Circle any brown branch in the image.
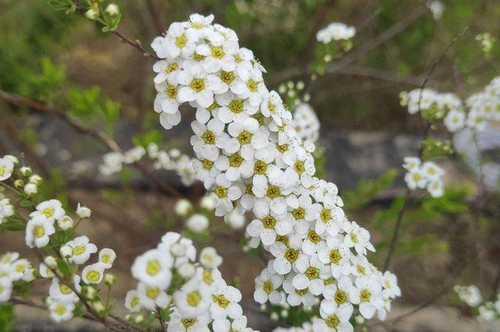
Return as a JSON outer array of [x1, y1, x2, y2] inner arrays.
[[0, 89, 184, 198], [111, 30, 160, 60]]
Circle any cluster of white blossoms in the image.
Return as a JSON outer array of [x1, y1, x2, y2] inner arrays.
[[126, 232, 256, 331], [465, 76, 500, 131], [0, 252, 35, 302], [0, 155, 42, 195], [100, 143, 196, 186], [455, 285, 500, 322], [402, 157, 444, 197], [290, 103, 320, 146], [316, 23, 356, 44], [402, 77, 500, 133], [150, 13, 400, 327], [0, 193, 14, 225]]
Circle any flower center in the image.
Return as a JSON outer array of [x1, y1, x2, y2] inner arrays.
[[211, 46, 225, 59], [212, 294, 230, 308], [34, 226, 45, 238], [190, 78, 206, 92], [254, 160, 267, 175], [360, 289, 372, 303], [214, 186, 228, 199], [42, 207, 55, 218], [201, 130, 216, 145], [187, 291, 202, 307], [307, 230, 321, 244], [202, 159, 214, 170], [203, 270, 214, 285], [166, 63, 179, 73], [262, 216, 277, 229], [276, 235, 289, 246], [326, 314, 340, 328], [238, 130, 253, 145], [292, 207, 305, 220], [72, 245, 86, 256], [220, 71, 236, 85], [247, 79, 258, 92], [294, 161, 305, 175], [60, 284, 72, 295], [182, 319, 197, 328], [277, 144, 288, 153], [166, 84, 178, 99], [175, 34, 188, 48], [285, 249, 299, 263], [86, 270, 101, 283], [101, 255, 111, 264], [329, 249, 342, 264], [335, 290, 348, 305], [229, 153, 244, 168], [193, 53, 206, 61], [146, 259, 161, 276], [55, 304, 67, 316], [146, 287, 160, 299], [263, 281, 274, 295], [266, 185, 281, 199], [320, 209, 332, 223], [296, 288, 308, 296], [229, 99, 244, 114], [305, 267, 320, 280]]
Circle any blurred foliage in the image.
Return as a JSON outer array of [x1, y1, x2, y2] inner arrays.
[[0, 304, 14, 332]]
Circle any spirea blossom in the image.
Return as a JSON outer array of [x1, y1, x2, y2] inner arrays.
[[125, 231, 256, 331], [291, 103, 320, 145], [150, 14, 399, 327], [316, 23, 356, 44], [403, 156, 445, 197]]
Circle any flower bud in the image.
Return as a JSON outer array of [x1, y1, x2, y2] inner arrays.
[[76, 203, 91, 219], [104, 273, 116, 286], [85, 8, 99, 20], [24, 183, 37, 195], [14, 179, 24, 189], [20, 167, 32, 176], [105, 3, 120, 16]]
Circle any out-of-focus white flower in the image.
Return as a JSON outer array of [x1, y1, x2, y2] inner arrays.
[[175, 199, 192, 216], [186, 214, 209, 233], [199, 247, 222, 269], [76, 203, 91, 219], [316, 22, 356, 44]]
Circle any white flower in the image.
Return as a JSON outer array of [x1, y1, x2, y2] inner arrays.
[[316, 302, 354, 332], [49, 301, 75, 322], [402, 156, 421, 171], [210, 285, 243, 320], [444, 109, 465, 132], [199, 247, 222, 269], [427, 179, 444, 197], [254, 266, 283, 304], [382, 271, 401, 300], [98, 248, 117, 269], [25, 216, 55, 248], [49, 276, 81, 304], [271, 242, 308, 275], [353, 276, 384, 319], [0, 157, 14, 181], [174, 281, 210, 317], [343, 223, 375, 256], [246, 210, 292, 247], [212, 175, 242, 216], [200, 193, 217, 210], [168, 311, 210, 332], [60, 236, 98, 265], [0, 198, 14, 224], [261, 91, 286, 125], [125, 289, 142, 312], [318, 242, 351, 278], [33, 199, 65, 222], [224, 209, 246, 229], [0, 278, 12, 302], [24, 183, 38, 195], [82, 263, 106, 285], [187, 214, 209, 233], [404, 168, 427, 190], [455, 285, 482, 307], [131, 249, 173, 289], [175, 199, 193, 216], [57, 215, 73, 230], [105, 3, 119, 16], [10, 258, 34, 282], [292, 256, 328, 295], [421, 162, 444, 181], [316, 22, 356, 43], [137, 282, 170, 310], [76, 203, 91, 219]]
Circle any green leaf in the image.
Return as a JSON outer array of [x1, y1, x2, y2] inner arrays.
[[0, 219, 25, 232], [56, 259, 73, 279], [0, 304, 14, 332]]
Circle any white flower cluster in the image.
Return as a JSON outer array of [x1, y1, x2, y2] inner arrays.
[[403, 157, 444, 197], [402, 78, 500, 133], [290, 103, 320, 145], [316, 23, 356, 44], [466, 76, 500, 131], [455, 285, 500, 322], [0, 156, 41, 195], [0, 194, 14, 225], [100, 143, 196, 186], [150, 13, 400, 326], [126, 232, 255, 331], [175, 198, 210, 233], [0, 252, 35, 303]]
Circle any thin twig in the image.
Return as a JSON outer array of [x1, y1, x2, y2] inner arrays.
[[0, 89, 184, 198], [112, 30, 160, 60]]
